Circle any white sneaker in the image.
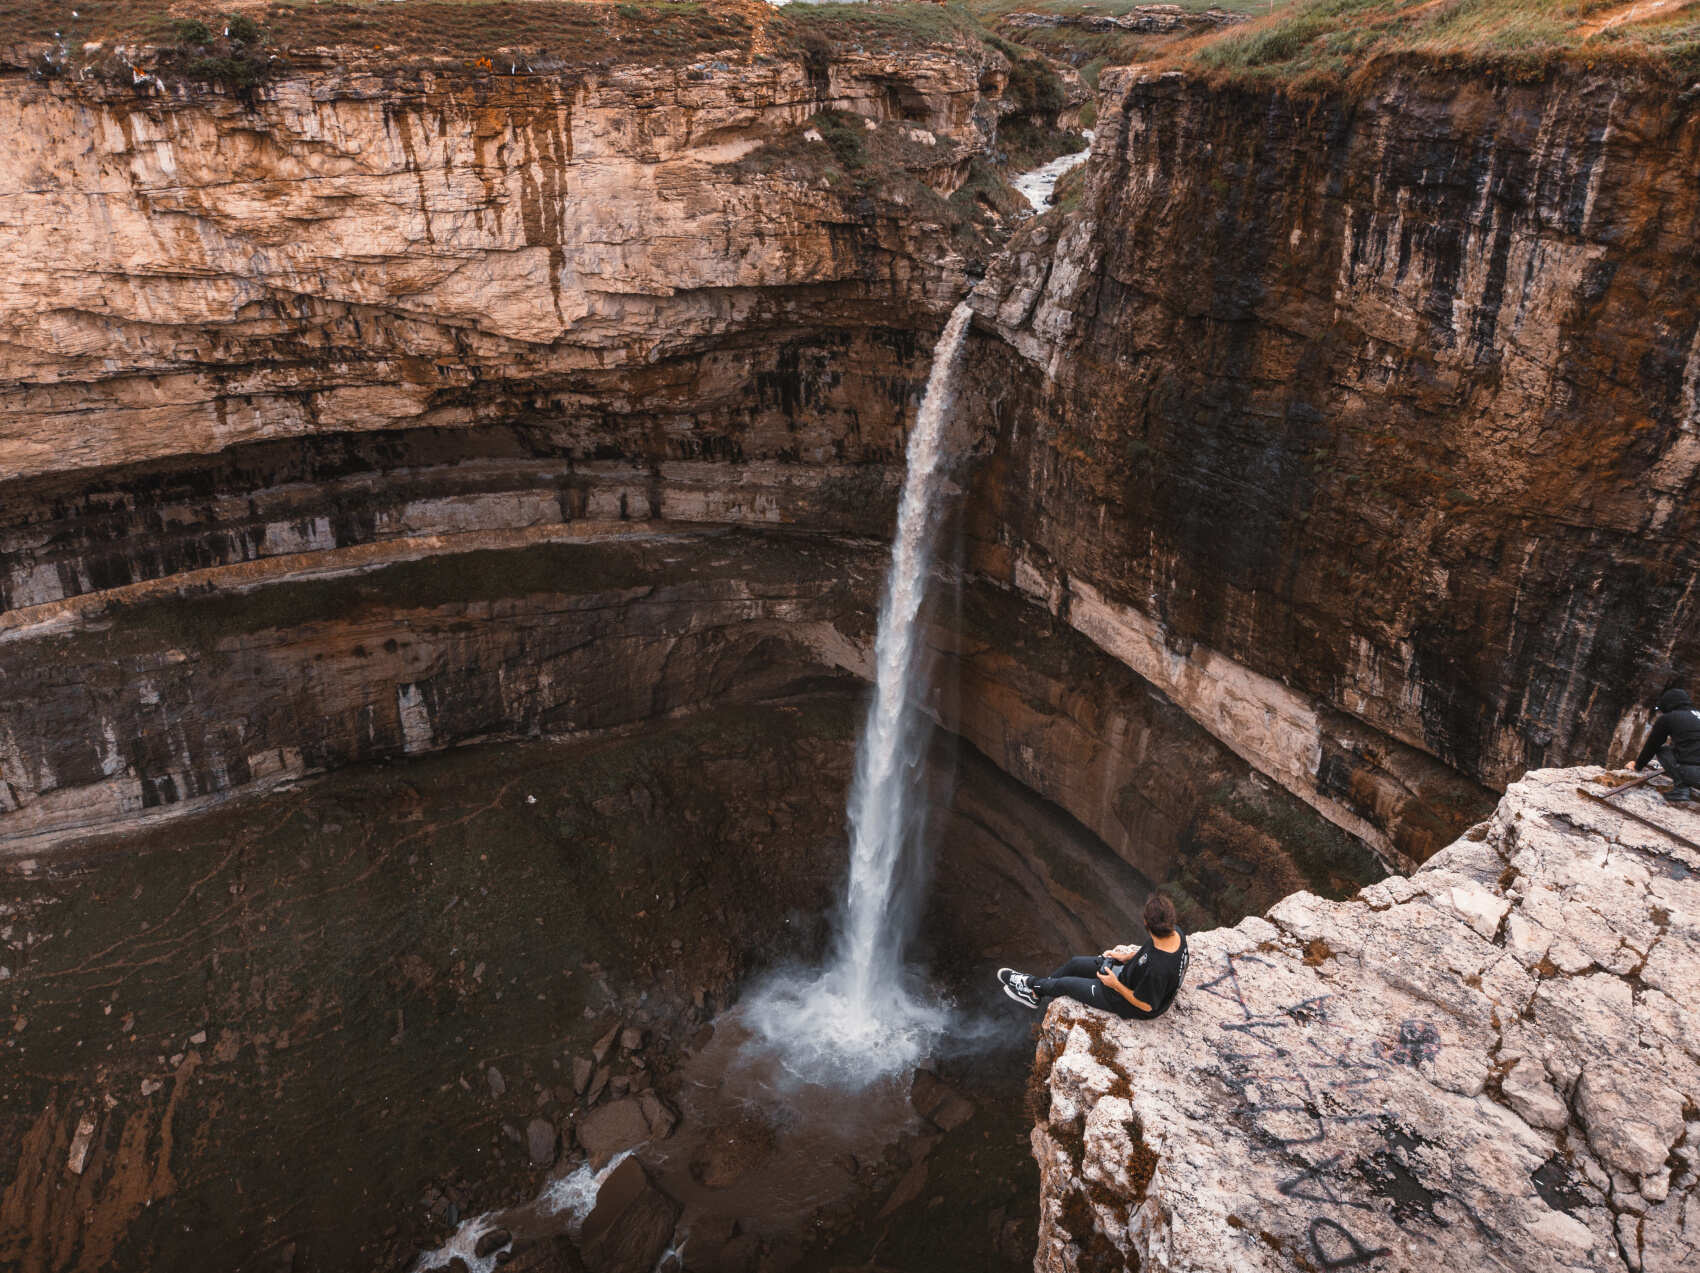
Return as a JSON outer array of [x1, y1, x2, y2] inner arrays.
[[998, 968, 1040, 1009]]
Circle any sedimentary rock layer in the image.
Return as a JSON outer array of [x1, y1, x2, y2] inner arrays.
[[1030, 767, 1699, 1272], [0, 529, 878, 848], [0, 525, 1383, 923], [964, 68, 1700, 847]]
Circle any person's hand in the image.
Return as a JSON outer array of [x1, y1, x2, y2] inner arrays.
[[1097, 968, 1119, 989]]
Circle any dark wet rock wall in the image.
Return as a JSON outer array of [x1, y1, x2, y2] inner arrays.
[[962, 66, 1700, 854]]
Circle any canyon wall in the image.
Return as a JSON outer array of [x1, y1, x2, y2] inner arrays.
[[0, 35, 992, 847], [0, 32, 1389, 910], [963, 67, 1700, 862], [0, 519, 1383, 920], [0, 39, 1004, 611], [0, 45, 1002, 485]]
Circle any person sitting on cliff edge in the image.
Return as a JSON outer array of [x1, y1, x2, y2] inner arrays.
[[1634, 686, 1700, 804], [997, 892, 1190, 1019]]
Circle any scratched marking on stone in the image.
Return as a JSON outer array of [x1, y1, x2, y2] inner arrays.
[[1377, 1018, 1441, 1067], [1204, 950, 1456, 1268]]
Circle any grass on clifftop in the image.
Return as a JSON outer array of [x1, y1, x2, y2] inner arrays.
[[1, 0, 1024, 71], [1182, 0, 1700, 84], [963, 0, 1297, 86], [2, 0, 771, 70]]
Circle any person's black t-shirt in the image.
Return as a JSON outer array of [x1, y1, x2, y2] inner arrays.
[[1116, 931, 1190, 1018]]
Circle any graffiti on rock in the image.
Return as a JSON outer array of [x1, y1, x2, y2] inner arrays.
[[1198, 951, 1473, 1267]]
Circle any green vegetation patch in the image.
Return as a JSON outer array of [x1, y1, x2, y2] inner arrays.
[[775, 0, 994, 53], [963, 0, 1298, 86]]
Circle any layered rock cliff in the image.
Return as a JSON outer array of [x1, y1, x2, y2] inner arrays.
[[3, 16, 1013, 466], [1030, 767, 1699, 1272], [0, 19, 1049, 846], [964, 66, 1700, 863], [0, 31, 997, 596], [0, 18, 1394, 924]]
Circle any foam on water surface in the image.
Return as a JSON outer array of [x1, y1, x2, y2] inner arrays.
[[410, 1150, 633, 1273], [1013, 131, 1096, 212]]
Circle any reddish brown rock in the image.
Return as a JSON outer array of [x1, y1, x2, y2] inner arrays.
[[578, 1158, 680, 1273], [575, 1099, 652, 1169]]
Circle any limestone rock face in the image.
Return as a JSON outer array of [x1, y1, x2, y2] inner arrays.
[[0, 31, 1050, 627], [0, 44, 1005, 486], [963, 67, 1700, 859], [1030, 768, 1700, 1273]]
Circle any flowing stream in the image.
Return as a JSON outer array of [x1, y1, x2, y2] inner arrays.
[[1013, 130, 1095, 212], [744, 300, 976, 1085]]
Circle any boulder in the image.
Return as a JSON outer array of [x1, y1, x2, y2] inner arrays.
[[576, 1098, 651, 1167], [909, 1070, 947, 1122], [637, 1092, 677, 1140], [910, 1070, 974, 1132], [929, 1092, 975, 1132], [579, 1158, 679, 1273], [65, 1115, 97, 1176], [527, 1117, 558, 1167], [498, 1235, 587, 1273], [474, 1228, 512, 1259], [591, 1026, 620, 1065], [586, 1067, 610, 1105], [877, 1161, 928, 1218]]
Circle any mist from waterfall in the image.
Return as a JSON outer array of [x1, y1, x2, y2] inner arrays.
[[741, 300, 976, 1087]]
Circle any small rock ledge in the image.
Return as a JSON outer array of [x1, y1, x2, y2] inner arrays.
[[1030, 768, 1699, 1272]]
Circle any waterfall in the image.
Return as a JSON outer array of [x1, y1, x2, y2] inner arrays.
[[742, 300, 976, 1086], [837, 299, 974, 1007]]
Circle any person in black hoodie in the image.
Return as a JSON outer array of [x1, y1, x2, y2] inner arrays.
[[997, 892, 1190, 1019], [1634, 687, 1700, 803]]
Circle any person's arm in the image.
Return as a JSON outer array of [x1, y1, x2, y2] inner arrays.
[[1097, 967, 1153, 1011], [1636, 715, 1671, 769], [1100, 944, 1138, 961]]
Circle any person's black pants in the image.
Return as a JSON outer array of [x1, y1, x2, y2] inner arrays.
[[1033, 956, 1144, 1020], [1655, 746, 1700, 791]]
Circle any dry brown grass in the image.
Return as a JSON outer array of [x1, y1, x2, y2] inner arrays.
[[2, 0, 1018, 72], [1177, 0, 1700, 86]]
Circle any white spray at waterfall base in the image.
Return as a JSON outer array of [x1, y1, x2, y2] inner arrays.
[[742, 300, 977, 1088]]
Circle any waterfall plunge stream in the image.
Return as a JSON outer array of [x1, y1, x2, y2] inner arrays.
[[743, 300, 976, 1086]]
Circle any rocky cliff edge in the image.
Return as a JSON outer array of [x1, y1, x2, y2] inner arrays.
[[1031, 767, 1699, 1272]]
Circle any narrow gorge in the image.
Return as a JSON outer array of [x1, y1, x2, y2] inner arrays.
[[2, 1, 1697, 1271]]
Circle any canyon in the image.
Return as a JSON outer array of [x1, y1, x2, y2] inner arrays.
[[4, 1, 1700, 1270]]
